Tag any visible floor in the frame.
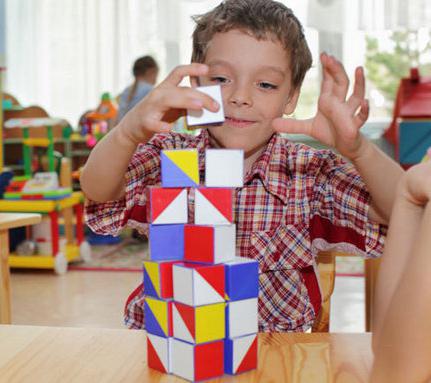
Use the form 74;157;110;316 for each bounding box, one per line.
10;269;365;332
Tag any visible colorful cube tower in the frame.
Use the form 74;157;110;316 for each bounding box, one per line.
144;147;258;382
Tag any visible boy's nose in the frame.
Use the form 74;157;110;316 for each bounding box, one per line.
228;85;253;107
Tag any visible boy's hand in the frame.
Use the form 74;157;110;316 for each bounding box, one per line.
118;64;220;145
273;53;369;161
399;156;431;206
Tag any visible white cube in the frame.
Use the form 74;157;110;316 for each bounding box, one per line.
226;298;258;338
187;85;225;126
205;149;244;187
173;263;225;306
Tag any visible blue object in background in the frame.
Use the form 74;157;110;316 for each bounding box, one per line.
399;120;431;164
86;232;122;245
0;171;13;198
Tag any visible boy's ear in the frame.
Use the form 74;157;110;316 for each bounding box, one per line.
283;88;300;115
190;76;201;88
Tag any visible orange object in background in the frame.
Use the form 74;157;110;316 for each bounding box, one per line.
87;92;118;130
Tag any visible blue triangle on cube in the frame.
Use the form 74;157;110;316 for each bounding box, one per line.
143;268;159;298
161;152;197;187
144;300;167;337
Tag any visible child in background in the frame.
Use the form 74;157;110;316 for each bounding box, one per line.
117;55;159;121
81;0;403;332
370;158;431;382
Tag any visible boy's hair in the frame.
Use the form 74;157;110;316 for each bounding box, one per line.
191;0;312;91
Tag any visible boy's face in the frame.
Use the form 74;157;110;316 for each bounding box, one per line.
198;29;299;156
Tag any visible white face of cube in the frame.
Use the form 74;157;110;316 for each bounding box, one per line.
228;298;258;338
205;149;244;187
187;85;225;126
214;225;236;263
171;338;194;381
173;265;194;305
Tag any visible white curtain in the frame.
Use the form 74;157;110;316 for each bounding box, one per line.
4;0;311;125
359;0;431;31
6;0;162;125
308;0;431;32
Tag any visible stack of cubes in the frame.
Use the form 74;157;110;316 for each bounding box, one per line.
143;148;259;381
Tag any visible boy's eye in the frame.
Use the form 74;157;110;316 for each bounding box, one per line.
210;76;229;84
258;82;277;90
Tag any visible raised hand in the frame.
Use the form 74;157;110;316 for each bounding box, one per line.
273;53;369;160
119;63;220;144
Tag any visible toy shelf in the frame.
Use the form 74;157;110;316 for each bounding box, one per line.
0;191;91;274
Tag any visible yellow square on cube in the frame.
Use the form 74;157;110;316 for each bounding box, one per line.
195;303;225;343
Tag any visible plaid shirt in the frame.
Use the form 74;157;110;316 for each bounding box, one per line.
85;129;386;332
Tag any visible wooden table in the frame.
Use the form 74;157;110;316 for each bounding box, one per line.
0;213;41;324
0;325;373;382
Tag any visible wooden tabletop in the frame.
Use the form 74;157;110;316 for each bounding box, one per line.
0;213;41;231
0;325;373;383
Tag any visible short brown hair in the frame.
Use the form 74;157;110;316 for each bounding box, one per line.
191;0;312;90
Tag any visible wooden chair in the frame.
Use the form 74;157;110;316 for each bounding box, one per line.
312;251;381;332
312;252;336;332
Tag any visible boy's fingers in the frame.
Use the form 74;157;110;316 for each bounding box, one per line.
353;99;369;128
347;67;365;111
326;55;349;101
159;87;220;112
320;54;334;96
161;64;209;87
144;119;173;133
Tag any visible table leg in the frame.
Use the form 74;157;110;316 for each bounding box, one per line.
49;211;59;256
0;230;11;324
74;204;84;245
63;208;74;245
365;258;381;332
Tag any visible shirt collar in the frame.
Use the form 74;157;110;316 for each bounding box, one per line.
245;133;290;204
198;130;290;204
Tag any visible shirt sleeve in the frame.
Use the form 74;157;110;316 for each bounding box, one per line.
85;139;162;236
309;150;387;259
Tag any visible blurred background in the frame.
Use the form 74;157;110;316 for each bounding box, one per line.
3;0;431;125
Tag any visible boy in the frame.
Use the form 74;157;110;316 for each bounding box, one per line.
82;0;403;332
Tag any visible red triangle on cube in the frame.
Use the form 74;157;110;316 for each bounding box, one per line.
149;188;184;222
147;337;167;373
199;188;233;222
175;302;195;339
236;336;258;373
196;265;225;300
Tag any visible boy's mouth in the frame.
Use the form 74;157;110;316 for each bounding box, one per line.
225;116;256;128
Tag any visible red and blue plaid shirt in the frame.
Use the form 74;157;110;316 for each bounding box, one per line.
85;129;386;332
